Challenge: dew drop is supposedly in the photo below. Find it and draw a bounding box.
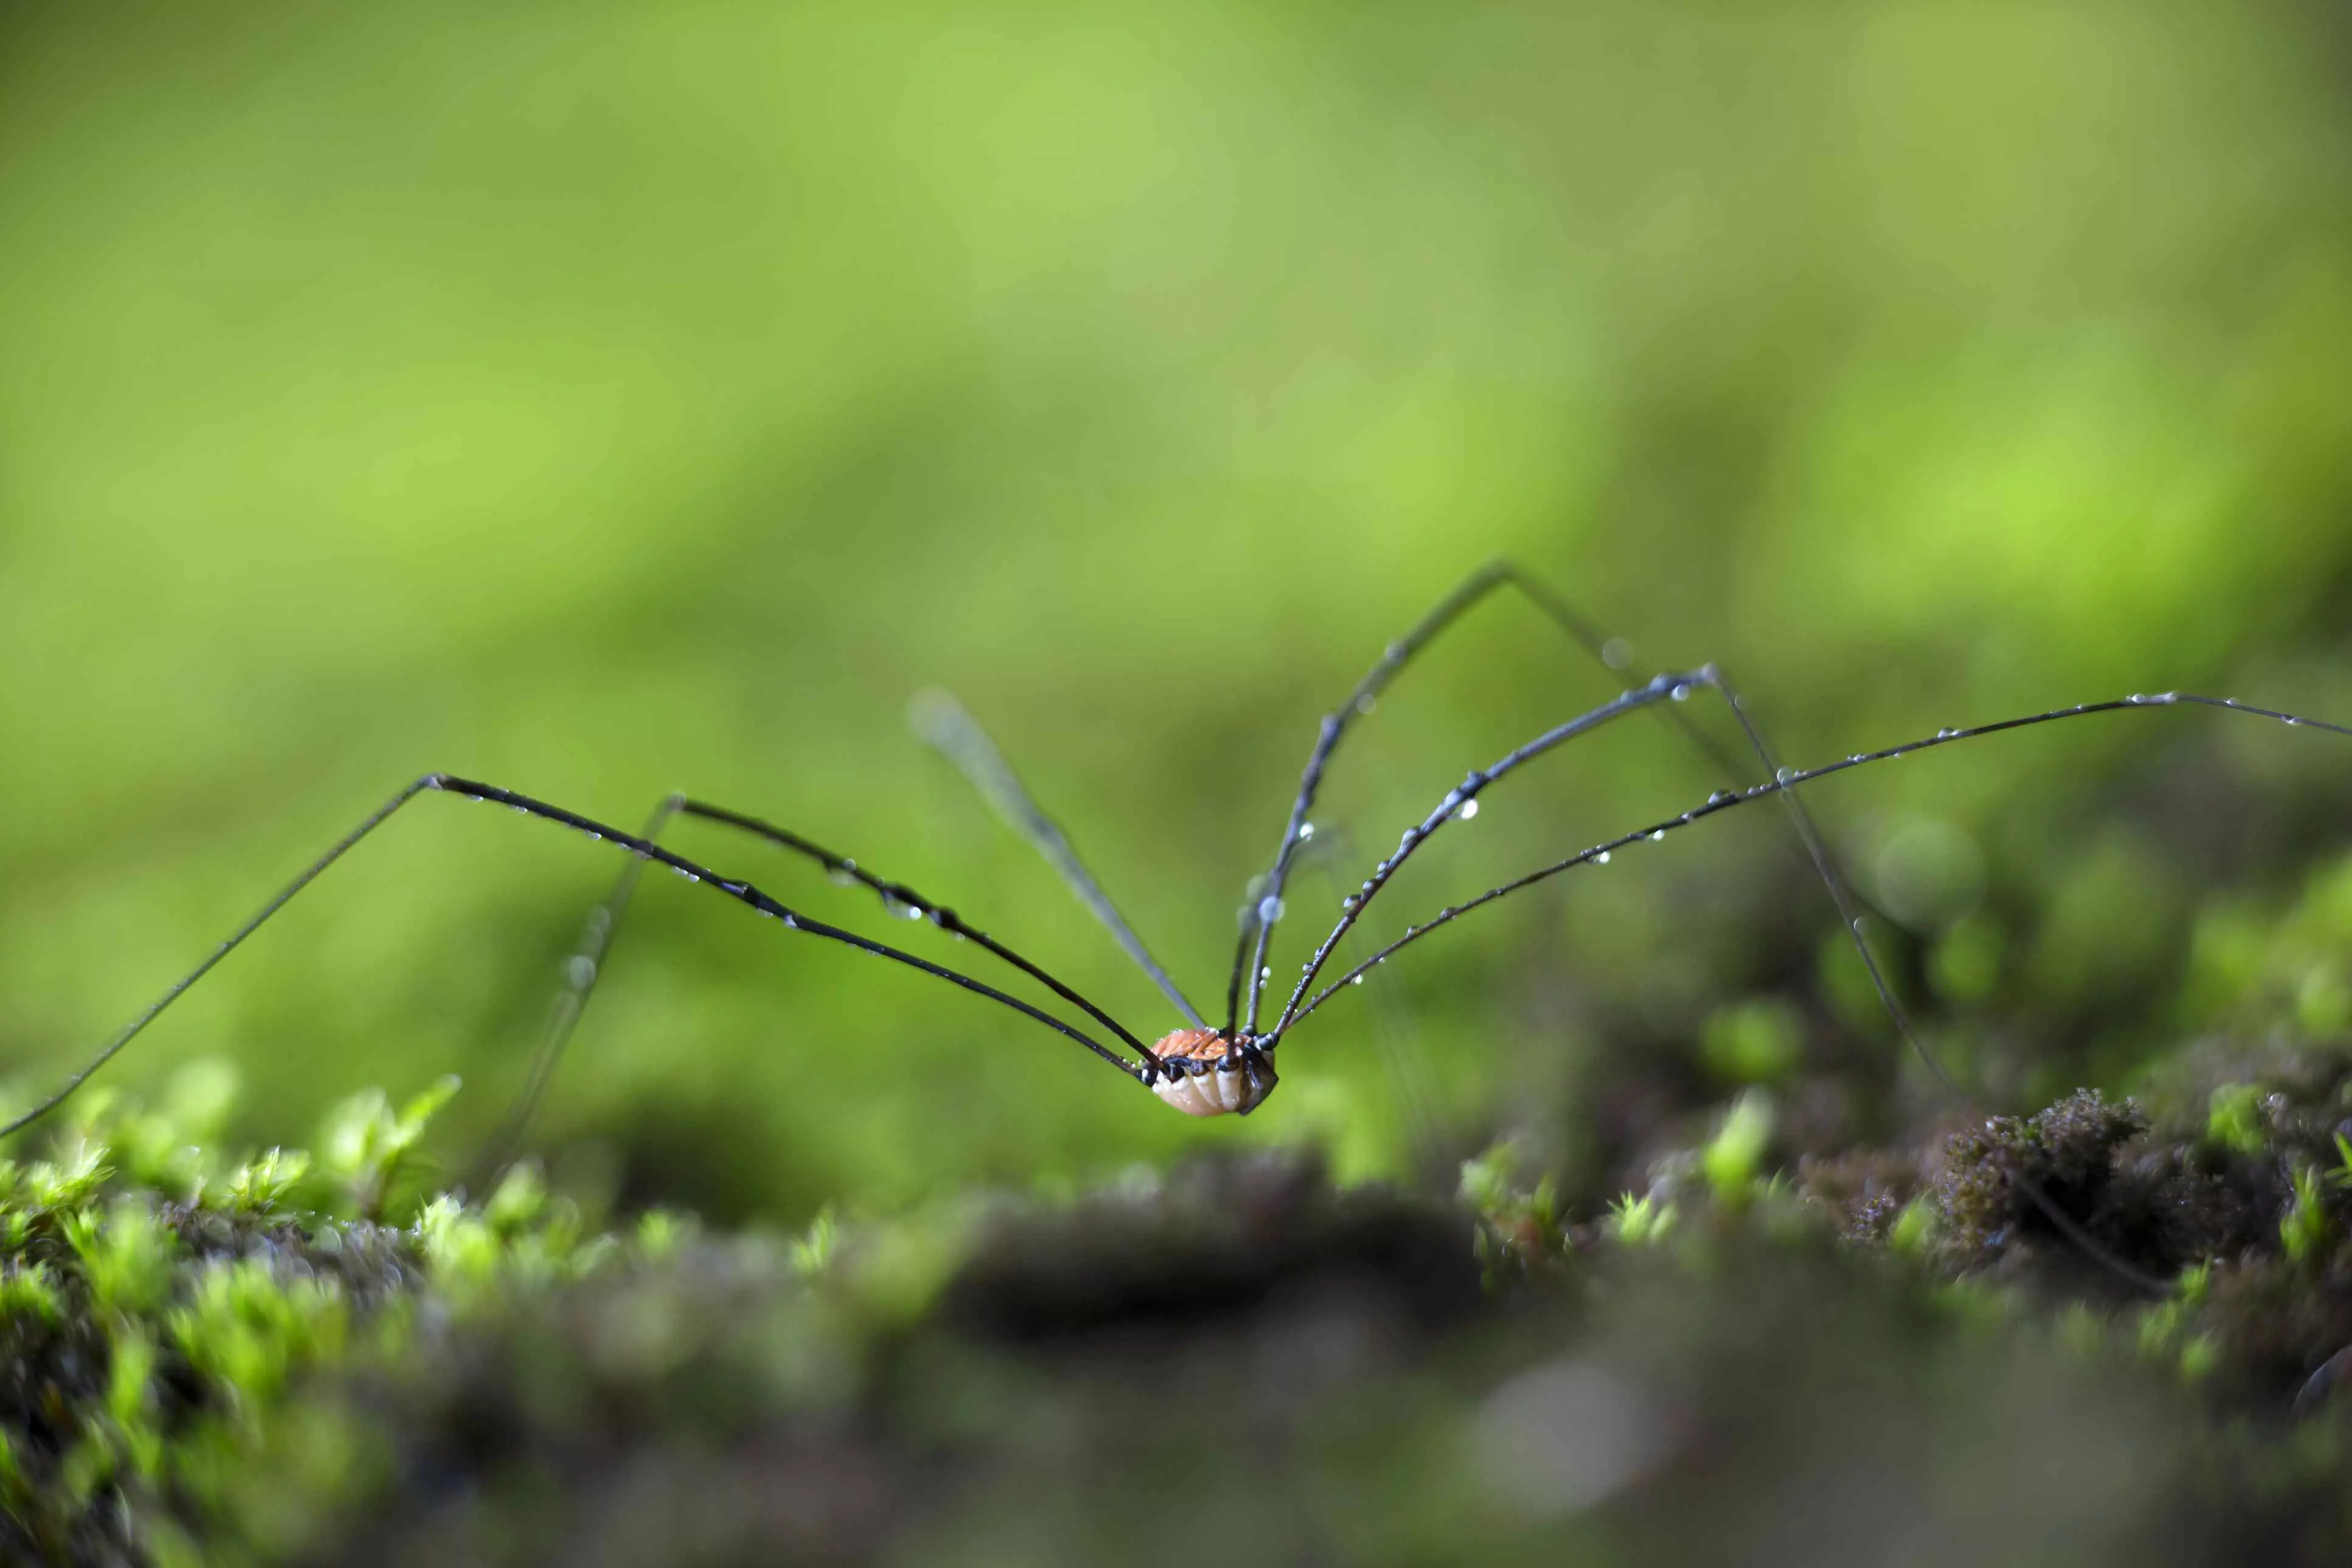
[565,956,597,988]
[1595,850,1611,865]
[1258,895,1286,924]
[1601,637,1632,670]
[1350,974,1365,986]
[1649,830,1665,842]
[1775,766,1795,784]
[1342,895,1361,911]
[1935,727,1958,740]
[1671,683,1692,702]
[1260,966,1272,982]
[672,867,700,883]
[1355,693,1378,716]
[1459,799,1480,820]
[1299,822,1315,841]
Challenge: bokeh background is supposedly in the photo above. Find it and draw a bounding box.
[2,0,2350,1224]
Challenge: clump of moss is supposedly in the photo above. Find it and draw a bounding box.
[15,1043,2352,1565]
[0,1067,608,1566]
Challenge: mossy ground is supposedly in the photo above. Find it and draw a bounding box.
[9,1030,2352,1566]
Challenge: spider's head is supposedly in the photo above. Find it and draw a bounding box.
[1145,1028,1278,1117]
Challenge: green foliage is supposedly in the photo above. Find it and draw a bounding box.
[170,1260,351,1409]
[5,1056,2352,1563]
[789,1203,841,1277]
[217,1149,311,1217]
[1607,1191,1677,1247]
[2281,1165,2331,1267]
[68,1201,175,1319]
[317,1076,462,1221]
[2205,1082,2269,1157]
[1702,1091,1777,1209]
[634,1209,697,1261]
[0,1073,616,1563]
[1885,1197,1937,1259]
[1460,1142,1568,1282]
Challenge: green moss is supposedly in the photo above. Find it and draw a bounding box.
[2206,1082,2270,1157]
[0,1067,598,1564]
[1701,1089,1777,1208]
[13,1039,2352,1564]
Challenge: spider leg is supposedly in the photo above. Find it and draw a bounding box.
[911,688,1206,1028]
[1299,823,1446,1170]
[1285,693,2352,1029]
[1264,671,1712,1038]
[670,798,1160,1056]
[5,774,1154,1145]
[1232,560,1761,1036]
[473,791,686,1184]
[479,789,1168,1179]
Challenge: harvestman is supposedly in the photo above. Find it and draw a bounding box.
[5,562,2346,1242]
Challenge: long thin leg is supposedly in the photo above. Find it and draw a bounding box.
[480,789,1174,1180]
[1263,670,1709,1038]
[0,777,440,1141]
[911,689,1207,1027]
[4,772,1156,1144]
[1231,560,1758,1036]
[474,792,687,1182]
[1300,824,1445,1170]
[670,797,1159,1055]
[1277,692,2352,1030]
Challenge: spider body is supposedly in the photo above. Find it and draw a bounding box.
[1145,1029,1277,1117]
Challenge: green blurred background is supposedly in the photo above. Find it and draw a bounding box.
[2,0,2350,1223]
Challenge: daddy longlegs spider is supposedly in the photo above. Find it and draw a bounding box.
[6,561,2347,1290]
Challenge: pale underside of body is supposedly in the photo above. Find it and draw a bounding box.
[1146,1028,1278,1117]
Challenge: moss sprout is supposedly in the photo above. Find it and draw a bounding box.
[1701,1089,1776,1208]
[1607,1191,1677,1247]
